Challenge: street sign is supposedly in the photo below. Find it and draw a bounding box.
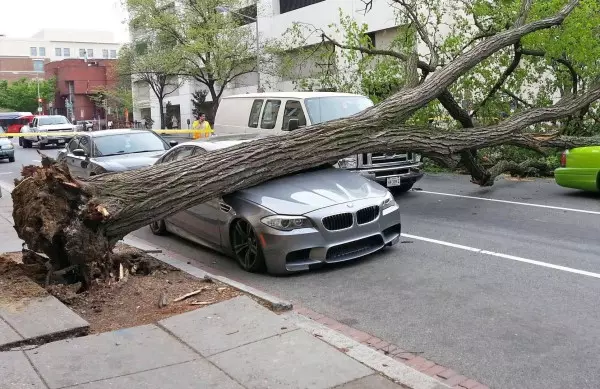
[37,107,43,113]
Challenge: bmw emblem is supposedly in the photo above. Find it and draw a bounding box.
[347,203,354,208]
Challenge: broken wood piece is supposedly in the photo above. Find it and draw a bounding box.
[158,292,168,308]
[143,249,163,254]
[189,301,213,306]
[173,287,208,302]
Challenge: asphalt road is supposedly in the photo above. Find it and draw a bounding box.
[3,141,600,389]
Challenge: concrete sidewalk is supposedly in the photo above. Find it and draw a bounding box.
[0,190,22,253]
[2,296,430,389]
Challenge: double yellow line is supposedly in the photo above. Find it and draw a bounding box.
[0,129,212,138]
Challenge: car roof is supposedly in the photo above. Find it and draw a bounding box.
[174,134,266,151]
[222,91,367,100]
[80,129,157,138]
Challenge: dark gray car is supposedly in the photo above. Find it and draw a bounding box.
[56,129,177,177]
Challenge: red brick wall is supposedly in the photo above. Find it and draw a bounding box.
[0,57,50,82]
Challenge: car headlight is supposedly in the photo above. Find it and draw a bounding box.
[337,155,358,169]
[382,191,397,210]
[261,215,313,231]
[414,153,421,162]
[3,144,13,150]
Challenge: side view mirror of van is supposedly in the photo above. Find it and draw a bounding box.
[287,118,299,131]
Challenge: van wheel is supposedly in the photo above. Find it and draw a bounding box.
[22,139,32,148]
[39,143,46,150]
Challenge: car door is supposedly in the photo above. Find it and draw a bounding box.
[182,146,223,245]
[259,99,283,135]
[281,99,307,131]
[64,136,85,178]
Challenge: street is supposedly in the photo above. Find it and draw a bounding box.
[3,141,600,389]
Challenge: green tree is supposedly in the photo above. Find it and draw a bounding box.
[0,78,56,113]
[117,41,184,129]
[126,0,258,115]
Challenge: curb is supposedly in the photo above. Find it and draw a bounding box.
[122,235,293,312]
[288,312,451,389]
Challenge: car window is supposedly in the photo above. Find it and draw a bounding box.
[38,116,70,126]
[260,100,281,129]
[282,100,307,130]
[78,136,91,156]
[174,147,194,160]
[92,132,168,157]
[193,146,207,156]
[248,99,264,128]
[67,138,80,151]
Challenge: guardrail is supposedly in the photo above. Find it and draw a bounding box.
[0,129,214,138]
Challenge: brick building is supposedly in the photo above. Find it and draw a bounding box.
[45,59,117,122]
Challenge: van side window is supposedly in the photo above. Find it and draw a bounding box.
[282,100,307,130]
[248,99,263,128]
[260,100,281,129]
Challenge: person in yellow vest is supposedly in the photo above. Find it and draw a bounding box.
[192,112,213,139]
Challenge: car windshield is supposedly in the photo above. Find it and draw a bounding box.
[93,132,168,157]
[38,116,69,125]
[304,96,374,124]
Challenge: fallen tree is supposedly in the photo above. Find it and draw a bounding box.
[12,0,600,288]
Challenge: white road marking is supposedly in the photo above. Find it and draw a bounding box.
[402,233,600,280]
[0,172,13,175]
[417,190,600,215]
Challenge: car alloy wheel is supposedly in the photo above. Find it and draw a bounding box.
[231,219,265,273]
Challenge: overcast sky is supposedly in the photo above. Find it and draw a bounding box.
[0,0,129,42]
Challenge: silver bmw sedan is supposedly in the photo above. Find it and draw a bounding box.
[149,137,402,274]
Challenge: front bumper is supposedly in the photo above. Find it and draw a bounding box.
[256,198,402,274]
[0,148,14,159]
[353,163,424,186]
[37,134,73,145]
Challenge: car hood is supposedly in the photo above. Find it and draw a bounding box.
[39,124,75,130]
[94,151,165,172]
[237,168,388,215]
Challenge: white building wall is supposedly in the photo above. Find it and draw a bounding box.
[0,29,122,61]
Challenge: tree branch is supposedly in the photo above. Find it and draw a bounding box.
[471,42,523,117]
[520,48,579,95]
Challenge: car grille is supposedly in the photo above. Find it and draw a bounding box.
[326,235,384,261]
[47,128,74,132]
[356,205,379,224]
[361,153,413,166]
[322,213,353,231]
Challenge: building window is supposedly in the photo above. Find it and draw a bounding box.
[30,47,37,56]
[79,49,86,57]
[39,47,46,56]
[33,60,45,72]
[110,49,117,59]
[64,48,70,57]
[55,48,62,56]
[87,49,94,58]
[102,49,109,59]
[279,0,325,14]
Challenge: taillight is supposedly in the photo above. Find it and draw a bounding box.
[560,151,567,167]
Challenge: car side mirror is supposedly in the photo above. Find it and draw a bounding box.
[72,149,87,157]
[287,118,299,131]
[169,140,178,147]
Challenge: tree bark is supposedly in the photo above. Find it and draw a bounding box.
[11,1,588,286]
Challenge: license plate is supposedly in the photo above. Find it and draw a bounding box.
[58,140,65,144]
[386,176,402,187]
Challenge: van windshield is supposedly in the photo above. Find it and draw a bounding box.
[304,96,374,124]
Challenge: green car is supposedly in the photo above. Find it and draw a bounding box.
[554,146,600,192]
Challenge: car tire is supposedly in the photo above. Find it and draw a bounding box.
[149,220,168,235]
[230,219,266,273]
[39,143,46,150]
[22,139,32,149]
[8,156,15,163]
[389,182,414,194]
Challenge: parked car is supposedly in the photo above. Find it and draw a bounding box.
[0,126,15,163]
[19,115,76,149]
[56,129,178,178]
[149,137,402,274]
[213,92,423,192]
[555,147,600,192]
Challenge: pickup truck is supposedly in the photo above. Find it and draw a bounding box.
[19,115,77,149]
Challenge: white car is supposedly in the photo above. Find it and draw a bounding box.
[20,115,77,149]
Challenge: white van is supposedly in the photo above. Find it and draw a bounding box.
[213,92,423,192]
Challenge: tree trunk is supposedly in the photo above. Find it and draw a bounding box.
[158,97,165,129]
[11,2,591,287]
